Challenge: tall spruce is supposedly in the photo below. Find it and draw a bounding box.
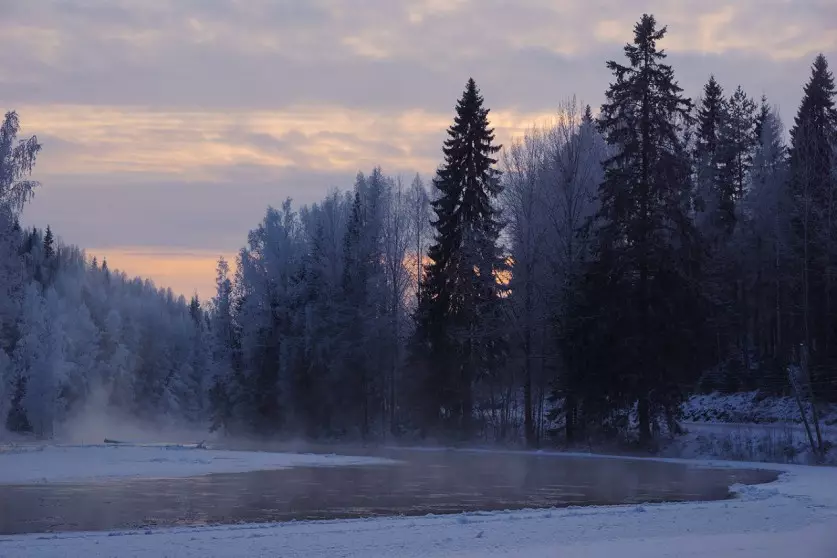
[753,94,771,146]
[789,53,837,398]
[719,86,757,214]
[590,14,706,444]
[43,225,54,259]
[413,78,506,438]
[697,76,725,158]
[695,75,730,233]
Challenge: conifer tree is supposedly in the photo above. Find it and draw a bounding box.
[582,104,594,125]
[789,53,837,397]
[43,225,54,259]
[695,75,730,233]
[753,94,771,145]
[719,85,757,215]
[587,14,706,444]
[697,76,725,159]
[208,257,238,433]
[413,78,506,438]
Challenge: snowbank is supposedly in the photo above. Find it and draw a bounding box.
[0,444,398,485]
[2,452,836,557]
[675,392,837,464]
[664,421,837,464]
[683,391,837,425]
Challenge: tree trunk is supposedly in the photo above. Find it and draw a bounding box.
[523,265,535,447]
[790,364,819,460]
[637,395,651,446]
[565,394,576,445]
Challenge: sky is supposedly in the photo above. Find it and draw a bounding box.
[3,0,835,299]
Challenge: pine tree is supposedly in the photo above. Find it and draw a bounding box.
[413,78,506,438]
[590,14,705,444]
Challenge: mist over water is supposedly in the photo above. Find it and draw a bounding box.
[0,444,777,535]
[47,386,215,446]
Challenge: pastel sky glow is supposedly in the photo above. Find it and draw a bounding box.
[3,0,835,298]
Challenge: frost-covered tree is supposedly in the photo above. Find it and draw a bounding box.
[406,174,431,303]
[381,176,413,433]
[14,284,64,438]
[340,170,389,437]
[207,257,238,433]
[0,111,40,356]
[236,200,304,433]
[501,97,606,445]
[738,106,791,384]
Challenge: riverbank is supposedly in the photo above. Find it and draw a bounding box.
[1,449,835,557]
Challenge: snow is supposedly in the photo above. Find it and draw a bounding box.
[0,444,398,484]
[683,391,837,425]
[663,421,837,464]
[1,450,836,557]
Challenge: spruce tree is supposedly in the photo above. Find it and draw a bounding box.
[789,53,837,398]
[189,294,202,325]
[43,225,54,259]
[753,94,771,145]
[695,75,730,233]
[719,85,757,212]
[590,14,706,444]
[414,78,506,438]
[697,75,725,159]
[582,104,594,125]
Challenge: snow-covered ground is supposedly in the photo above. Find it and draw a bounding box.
[1,449,836,557]
[0,444,397,484]
[662,421,837,464]
[683,391,837,425]
[673,392,837,464]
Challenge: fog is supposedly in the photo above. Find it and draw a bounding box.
[50,385,215,446]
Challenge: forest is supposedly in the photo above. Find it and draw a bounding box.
[1,14,835,449]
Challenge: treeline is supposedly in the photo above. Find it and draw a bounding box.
[3,14,836,447]
[205,15,837,445]
[0,113,207,438]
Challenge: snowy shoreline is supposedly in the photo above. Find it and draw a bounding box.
[0,444,398,485]
[1,447,836,557]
